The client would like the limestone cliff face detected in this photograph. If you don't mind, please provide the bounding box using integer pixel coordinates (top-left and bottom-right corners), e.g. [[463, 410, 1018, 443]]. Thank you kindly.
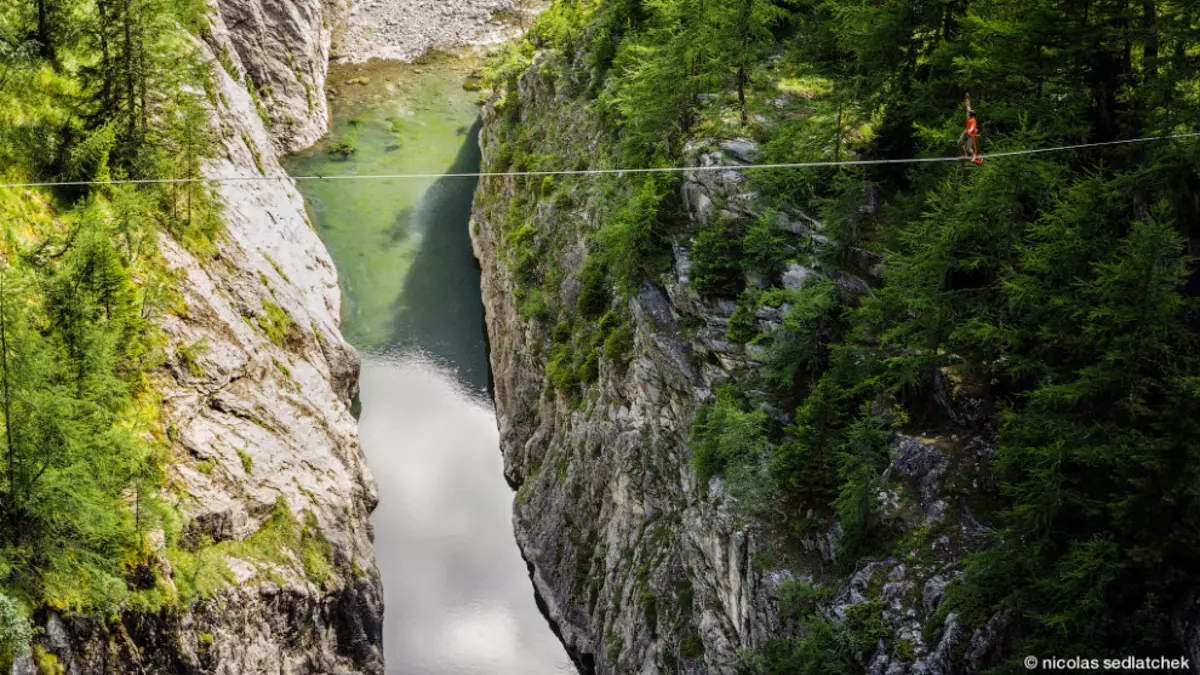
[[211, 0, 349, 153], [13, 4, 383, 675], [470, 57, 999, 675]]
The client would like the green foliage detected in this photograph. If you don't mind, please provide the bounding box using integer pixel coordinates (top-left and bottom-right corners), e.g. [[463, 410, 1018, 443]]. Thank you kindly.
[[690, 216, 746, 298], [0, 592, 32, 661], [482, 39, 535, 91], [0, 207, 172, 612], [691, 388, 769, 491], [605, 635, 623, 663], [178, 338, 209, 377], [742, 214, 789, 281], [597, 311, 620, 337], [33, 645, 63, 675], [0, 0, 224, 615], [739, 617, 855, 675], [163, 499, 337, 605], [776, 580, 833, 621], [256, 300, 294, 347], [516, 286, 551, 321], [547, 344, 578, 392], [300, 511, 333, 586], [679, 634, 704, 659], [505, 222, 539, 283], [712, 0, 787, 121], [591, 0, 783, 161], [241, 132, 265, 175], [640, 591, 658, 635], [576, 257, 610, 318], [595, 176, 674, 290], [780, 0, 1200, 655], [726, 290, 760, 344], [761, 281, 840, 394], [551, 320, 572, 344], [832, 411, 894, 557], [843, 601, 888, 656], [579, 349, 600, 384], [245, 74, 272, 128], [236, 449, 253, 475], [602, 325, 634, 367], [327, 138, 356, 158]]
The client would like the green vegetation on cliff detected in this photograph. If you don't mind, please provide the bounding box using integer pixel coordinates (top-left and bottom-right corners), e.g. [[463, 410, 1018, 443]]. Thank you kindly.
[[0, 0, 223, 656], [486, 0, 1200, 670]]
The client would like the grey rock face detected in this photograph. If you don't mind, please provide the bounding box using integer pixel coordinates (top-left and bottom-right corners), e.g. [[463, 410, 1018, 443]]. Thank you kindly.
[[781, 263, 816, 290], [470, 68, 834, 675], [718, 138, 760, 164], [472, 89, 773, 674], [212, 0, 351, 153]]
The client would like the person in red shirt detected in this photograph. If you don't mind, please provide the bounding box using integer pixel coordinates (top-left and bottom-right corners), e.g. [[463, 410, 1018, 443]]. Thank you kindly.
[[959, 94, 983, 164]]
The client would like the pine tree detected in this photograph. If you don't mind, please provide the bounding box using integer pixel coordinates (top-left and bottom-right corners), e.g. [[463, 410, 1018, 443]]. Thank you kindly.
[[0, 261, 18, 526], [87, 0, 201, 176], [713, 0, 785, 123]]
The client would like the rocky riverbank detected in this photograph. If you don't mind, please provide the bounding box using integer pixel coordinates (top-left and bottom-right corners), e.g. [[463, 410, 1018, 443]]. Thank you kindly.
[[333, 0, 522, 64]]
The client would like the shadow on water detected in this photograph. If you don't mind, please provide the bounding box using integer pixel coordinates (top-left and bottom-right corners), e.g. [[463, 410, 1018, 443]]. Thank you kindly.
[[384, 119, 491, 396], [387, 205, 416, 245]]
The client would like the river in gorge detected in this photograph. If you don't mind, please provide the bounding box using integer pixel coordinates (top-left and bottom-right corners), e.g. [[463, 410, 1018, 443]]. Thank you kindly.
[[284, 55, 576, 675]]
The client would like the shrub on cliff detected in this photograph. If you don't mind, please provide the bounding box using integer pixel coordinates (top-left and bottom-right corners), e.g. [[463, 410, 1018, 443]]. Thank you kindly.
[[594, 176, 674, 290], [0, 593, 33, 665], [690, 216, 747, 298], [602, 325, 634, 367], [576, 258, 610, 318], [691, 389, 770, 489]]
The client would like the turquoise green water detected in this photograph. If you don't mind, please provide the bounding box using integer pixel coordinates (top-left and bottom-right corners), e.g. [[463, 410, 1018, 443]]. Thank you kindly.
[[285, 56, 576, 675], [285, 57, 486, 369]]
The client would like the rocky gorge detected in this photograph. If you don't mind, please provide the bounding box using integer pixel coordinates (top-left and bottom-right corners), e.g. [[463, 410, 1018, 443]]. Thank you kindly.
[[8, 0, 1186, 673]]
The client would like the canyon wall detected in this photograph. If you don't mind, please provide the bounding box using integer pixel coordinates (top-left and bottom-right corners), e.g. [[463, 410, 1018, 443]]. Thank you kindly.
[[470, 54, 998, 675]]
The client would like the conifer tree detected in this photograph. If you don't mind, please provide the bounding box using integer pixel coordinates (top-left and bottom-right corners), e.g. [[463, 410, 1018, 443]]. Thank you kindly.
[[714, 0, 785, 123]]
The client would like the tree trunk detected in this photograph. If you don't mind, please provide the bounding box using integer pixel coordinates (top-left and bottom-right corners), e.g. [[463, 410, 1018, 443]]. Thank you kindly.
[[36, 0, 54, 61], [0, 268, 15, 524], [123, 0, 136, 143], [737, 0, 750, 124], [97, 1, 113, 110], [1142, 0, 1157, 84], [835, 100, 844, 164], [737, 66, 747, 124]]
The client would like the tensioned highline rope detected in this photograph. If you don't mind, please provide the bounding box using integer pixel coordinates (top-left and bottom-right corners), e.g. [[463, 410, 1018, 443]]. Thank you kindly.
[[0, 131, 1197, 189]]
